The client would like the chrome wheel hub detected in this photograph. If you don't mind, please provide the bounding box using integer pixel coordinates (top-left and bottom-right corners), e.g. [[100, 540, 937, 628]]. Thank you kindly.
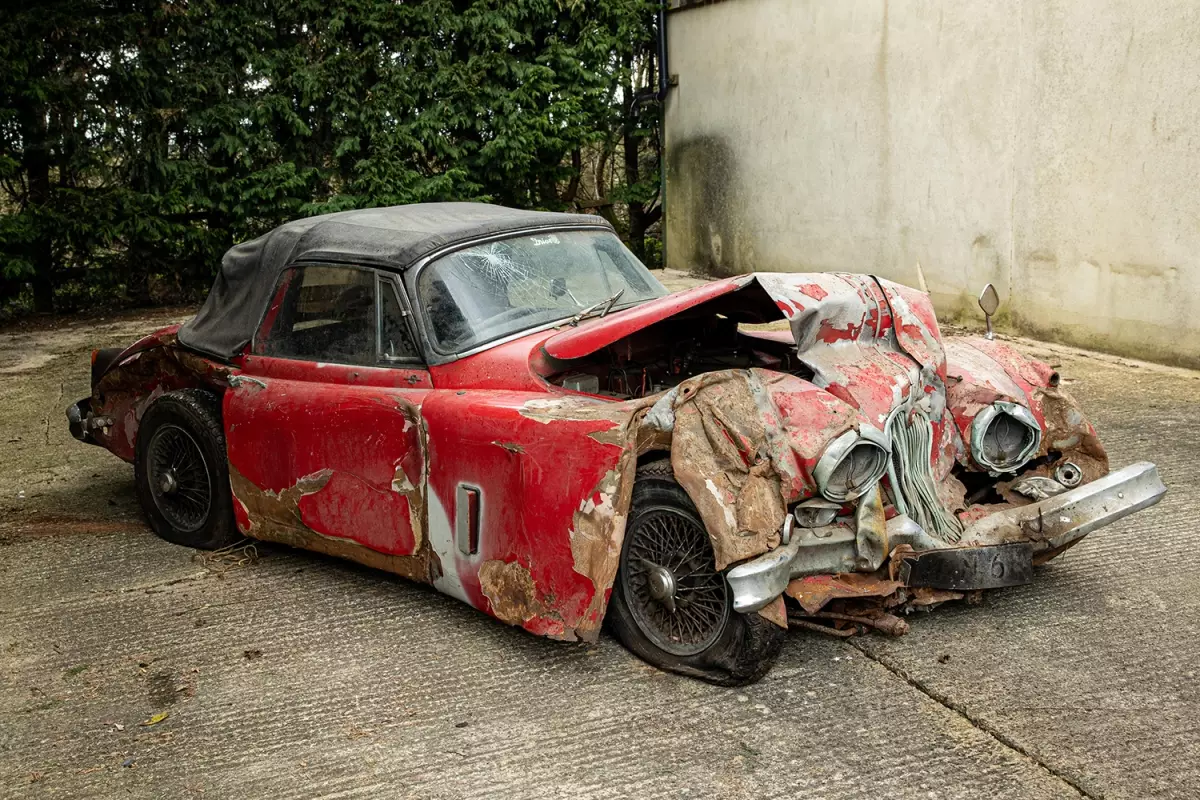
[[643, 562, 678, 613]]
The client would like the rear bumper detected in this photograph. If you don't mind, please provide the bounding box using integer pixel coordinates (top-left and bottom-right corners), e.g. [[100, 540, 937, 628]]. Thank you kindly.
[[66, 397, 109, 446], [726, 461, 1166, 613]]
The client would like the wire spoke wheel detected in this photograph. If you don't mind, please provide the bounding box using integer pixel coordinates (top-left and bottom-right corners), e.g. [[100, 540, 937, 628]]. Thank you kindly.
[[620, 503, 730, 657], [146, 423, 212, 534]]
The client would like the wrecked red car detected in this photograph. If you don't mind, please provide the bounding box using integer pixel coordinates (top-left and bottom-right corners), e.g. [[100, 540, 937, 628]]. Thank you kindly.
[[69, 203, 1165, 685]]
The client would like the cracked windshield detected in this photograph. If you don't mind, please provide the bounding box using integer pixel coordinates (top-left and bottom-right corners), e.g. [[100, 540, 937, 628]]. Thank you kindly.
[[417, 230, 665, 352]]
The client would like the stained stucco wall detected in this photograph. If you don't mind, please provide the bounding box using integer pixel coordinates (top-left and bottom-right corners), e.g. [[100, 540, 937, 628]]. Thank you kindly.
[[664, 0, 1200, 366]]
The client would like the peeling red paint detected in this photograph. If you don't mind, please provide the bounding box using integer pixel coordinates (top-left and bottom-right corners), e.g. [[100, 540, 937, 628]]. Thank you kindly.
[[797, 282, 829, 301], [817, 318, 864, 343]]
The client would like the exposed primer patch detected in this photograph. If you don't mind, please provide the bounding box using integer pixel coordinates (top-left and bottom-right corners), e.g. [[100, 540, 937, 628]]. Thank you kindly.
[[227, 374, 266, 391], [517, 397, 623, 425], [229, 465, 439, 584], [390, 462, 425, 551], [644, 388, 679, 432], [390, 468, 415, 494], [704, 478, 738, 531], [387, 397, 429, 553], [568, 464, 633, 637], [478, 559, 544, 626]]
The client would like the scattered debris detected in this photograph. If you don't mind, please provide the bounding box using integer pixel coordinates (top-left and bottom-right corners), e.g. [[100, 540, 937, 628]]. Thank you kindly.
[[344, 723, 374, 739], [194, 540, 258, 573], [140, 712, 169, 727]]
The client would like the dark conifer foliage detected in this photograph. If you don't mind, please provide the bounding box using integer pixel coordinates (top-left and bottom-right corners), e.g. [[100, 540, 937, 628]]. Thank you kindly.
[[0, 0, 662, 313]]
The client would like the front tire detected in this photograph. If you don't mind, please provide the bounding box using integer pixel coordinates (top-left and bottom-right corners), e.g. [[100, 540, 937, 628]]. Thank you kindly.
[[134, 389, 239, 550], [608, 460, 785, 685]]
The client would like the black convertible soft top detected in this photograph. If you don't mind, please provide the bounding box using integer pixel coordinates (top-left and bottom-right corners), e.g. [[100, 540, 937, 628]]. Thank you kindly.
[[178, 202, 611, 359]]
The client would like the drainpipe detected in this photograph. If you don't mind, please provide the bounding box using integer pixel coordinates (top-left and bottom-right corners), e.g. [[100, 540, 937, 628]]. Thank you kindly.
[[656, 2, 670, 269], [635, 4, 673, 270], [656, 3, 670, 102]]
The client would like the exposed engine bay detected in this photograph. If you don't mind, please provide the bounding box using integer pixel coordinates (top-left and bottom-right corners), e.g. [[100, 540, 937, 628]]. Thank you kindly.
[[547, 313, 810, 399]]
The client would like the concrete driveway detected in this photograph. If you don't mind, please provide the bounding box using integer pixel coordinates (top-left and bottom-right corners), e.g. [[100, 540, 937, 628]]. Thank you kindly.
[[2, 278, 1197, 799]]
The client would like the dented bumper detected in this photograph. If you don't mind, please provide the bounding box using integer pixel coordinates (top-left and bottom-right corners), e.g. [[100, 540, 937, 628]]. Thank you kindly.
[[726, 461, 1166, 613]]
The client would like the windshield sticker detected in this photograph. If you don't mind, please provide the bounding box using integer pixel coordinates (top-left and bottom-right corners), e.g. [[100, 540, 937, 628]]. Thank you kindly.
[[530, 234, 559, 246]]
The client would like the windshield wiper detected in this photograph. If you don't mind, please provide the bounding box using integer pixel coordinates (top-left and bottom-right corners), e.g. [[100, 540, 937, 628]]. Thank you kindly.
[[567, 289, 625, 327]]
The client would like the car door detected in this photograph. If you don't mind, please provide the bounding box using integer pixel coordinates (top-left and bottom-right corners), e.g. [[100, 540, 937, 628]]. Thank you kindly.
[[223, 263, 435, 577]]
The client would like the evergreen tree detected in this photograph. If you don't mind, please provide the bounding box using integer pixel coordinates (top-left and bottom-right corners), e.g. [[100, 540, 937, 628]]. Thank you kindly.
[[0, 0, 663, 313]]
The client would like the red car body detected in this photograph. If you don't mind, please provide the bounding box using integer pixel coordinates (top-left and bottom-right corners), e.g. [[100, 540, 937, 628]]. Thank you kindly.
[[70, 204, 1164, 682]]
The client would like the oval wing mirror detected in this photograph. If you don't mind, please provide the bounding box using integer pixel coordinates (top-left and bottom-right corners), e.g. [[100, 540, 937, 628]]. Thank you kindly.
[[978, 283, 1000, 316]]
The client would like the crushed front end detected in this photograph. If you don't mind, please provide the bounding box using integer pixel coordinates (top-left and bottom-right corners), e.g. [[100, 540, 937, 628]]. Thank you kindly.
[[536, 271, 1165, 638], [713, 274, 1167, 634]]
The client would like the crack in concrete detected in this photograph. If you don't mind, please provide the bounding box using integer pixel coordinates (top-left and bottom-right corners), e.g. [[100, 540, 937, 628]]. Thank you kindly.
[[850, 640, 1097, 799], [114, 570, 211, 595], [43, 382, 64, 446]]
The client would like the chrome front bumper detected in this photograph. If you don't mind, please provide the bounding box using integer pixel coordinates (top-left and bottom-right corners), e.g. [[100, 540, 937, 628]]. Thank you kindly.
[[726, 461, 1166, 613]]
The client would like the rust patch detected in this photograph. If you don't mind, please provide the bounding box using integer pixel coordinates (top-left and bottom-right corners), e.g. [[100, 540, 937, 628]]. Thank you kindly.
[[230, 465, 440, 584], [1032, 385, 1109, 480], [478, 559, 545, 625], [785, 572, 906, 615], [389, 463, 425, 552], [91, 340, 232, 461], [757, 595, 789, 629], [586, 426, 629, 448], [905, 586, 965, 608], [668, 371, 786, 570]]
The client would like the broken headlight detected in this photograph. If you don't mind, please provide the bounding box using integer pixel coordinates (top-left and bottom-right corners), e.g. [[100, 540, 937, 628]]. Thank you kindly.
[[813, 428, 890, 502], [792, 498, 842, 528], [971, 401, 1041, 473]]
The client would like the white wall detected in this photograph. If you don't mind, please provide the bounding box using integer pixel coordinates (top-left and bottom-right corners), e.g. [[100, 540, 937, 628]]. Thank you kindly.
[[665, 0, 1200, 366]]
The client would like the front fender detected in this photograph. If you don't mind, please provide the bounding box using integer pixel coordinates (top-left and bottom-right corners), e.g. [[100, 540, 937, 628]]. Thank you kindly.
[[944, 337, 1108, 481], [419, 368, 872, 642], [420, 390, 651, 642]]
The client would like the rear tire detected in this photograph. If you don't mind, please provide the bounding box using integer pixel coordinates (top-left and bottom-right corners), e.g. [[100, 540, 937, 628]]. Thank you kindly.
[[608, 460, 785, 686], [134, 389, 240, 550]]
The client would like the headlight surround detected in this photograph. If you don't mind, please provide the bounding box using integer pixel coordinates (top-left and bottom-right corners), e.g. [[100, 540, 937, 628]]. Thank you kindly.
[[971, 401, 1041, 473], [813, 427, 890, 502]]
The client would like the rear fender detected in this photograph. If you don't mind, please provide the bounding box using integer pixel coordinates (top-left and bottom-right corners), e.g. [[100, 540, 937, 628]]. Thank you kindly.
[[89, 333, 233, 462]]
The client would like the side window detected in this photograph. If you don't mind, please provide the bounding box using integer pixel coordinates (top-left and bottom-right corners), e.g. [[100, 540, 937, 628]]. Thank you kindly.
[[256, 265, 378, 366], [379, 278, 421, 362]]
